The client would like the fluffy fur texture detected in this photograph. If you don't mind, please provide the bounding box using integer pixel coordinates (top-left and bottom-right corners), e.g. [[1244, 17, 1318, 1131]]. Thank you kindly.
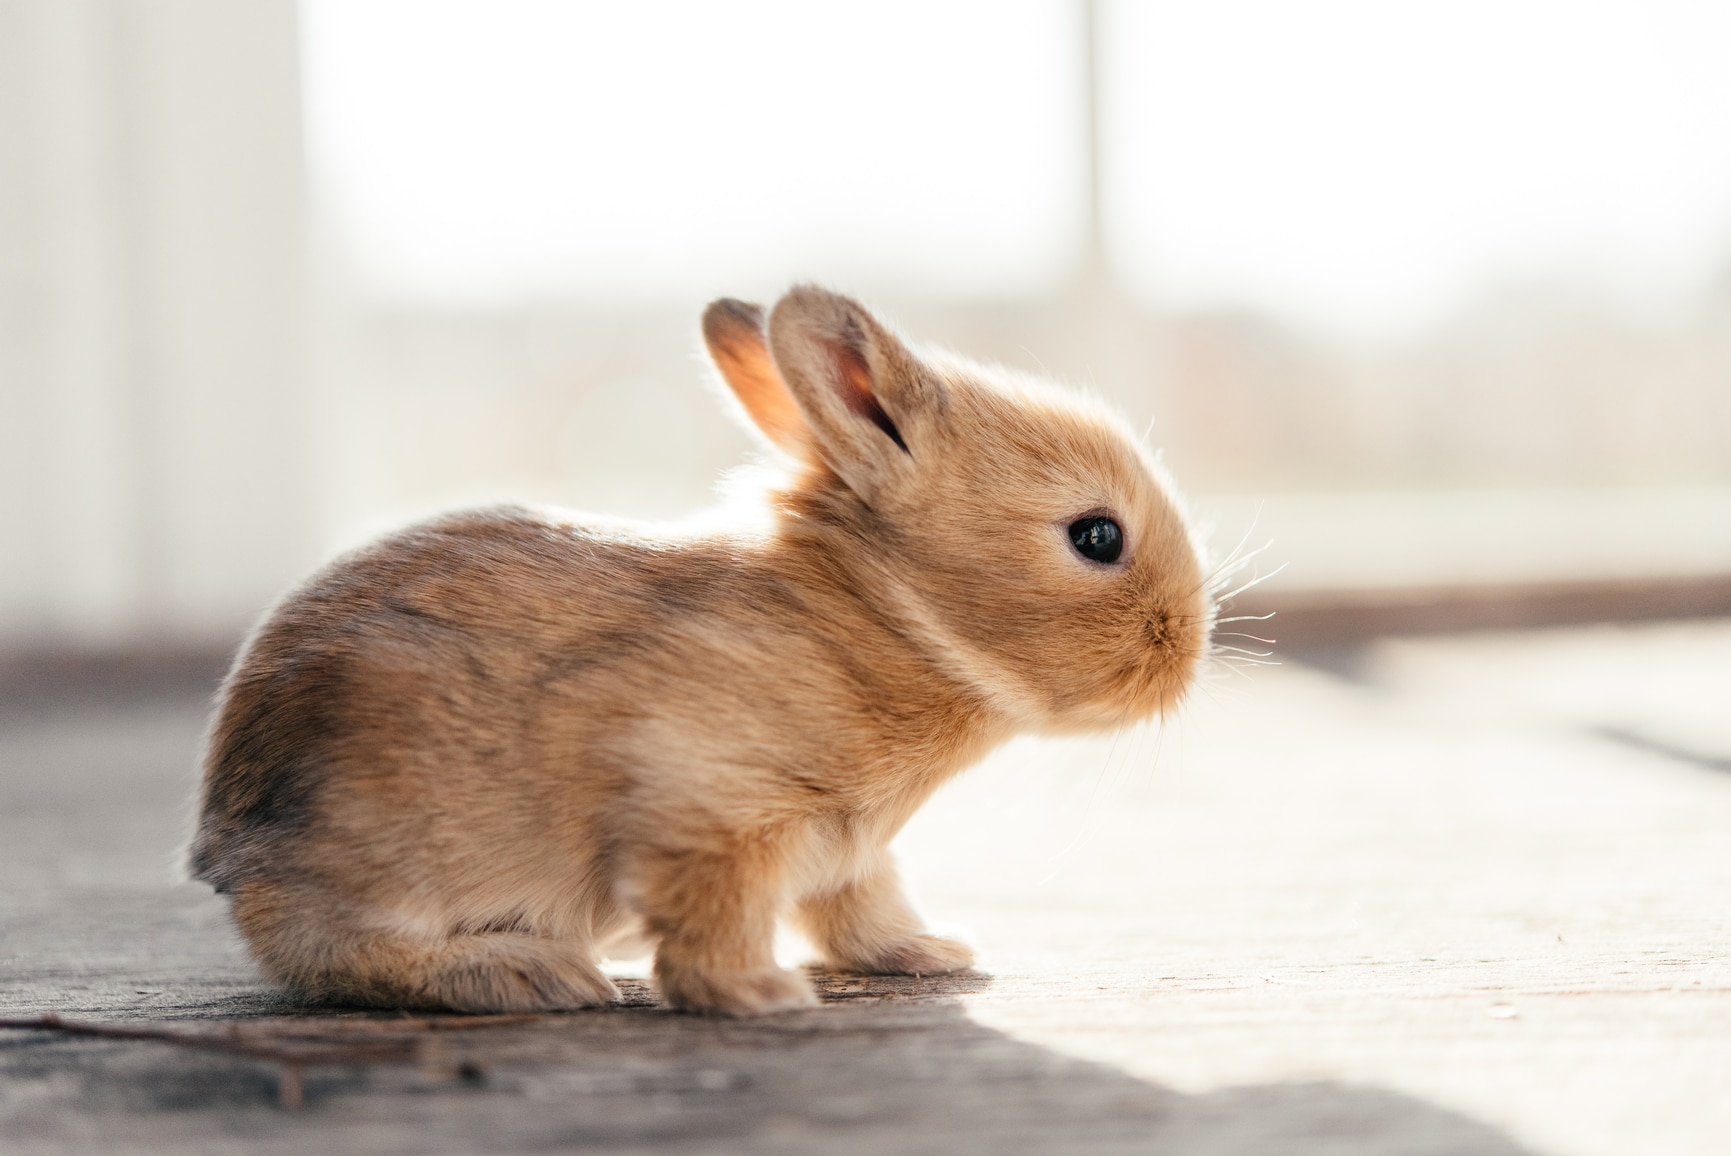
[[189, 286, 1210, 1015]]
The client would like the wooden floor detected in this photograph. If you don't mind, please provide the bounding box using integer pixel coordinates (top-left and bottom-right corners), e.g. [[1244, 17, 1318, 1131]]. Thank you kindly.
[[2, 619, 1728, 1154]]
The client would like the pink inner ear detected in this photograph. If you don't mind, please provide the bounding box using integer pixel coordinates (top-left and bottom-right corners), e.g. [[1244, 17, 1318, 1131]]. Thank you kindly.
[[832, 337, 877, 418], [703, 298, 810, 453], [829, 333, 909, 453]]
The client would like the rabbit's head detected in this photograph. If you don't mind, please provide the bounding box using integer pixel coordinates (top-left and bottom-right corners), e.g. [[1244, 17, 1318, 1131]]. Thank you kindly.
[[705, 286, 1209, 732]]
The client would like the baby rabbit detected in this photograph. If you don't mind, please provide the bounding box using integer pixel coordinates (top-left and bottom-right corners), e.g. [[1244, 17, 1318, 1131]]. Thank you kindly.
[[189, 286, 1210, 1016]]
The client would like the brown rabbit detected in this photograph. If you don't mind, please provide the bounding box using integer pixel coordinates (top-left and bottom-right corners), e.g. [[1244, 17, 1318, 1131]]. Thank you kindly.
[[189, 286, 1211, 1015]]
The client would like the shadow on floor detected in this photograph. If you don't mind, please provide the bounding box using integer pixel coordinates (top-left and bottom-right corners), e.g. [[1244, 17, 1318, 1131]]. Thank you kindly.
[[1, 971, 1539, 1156], [1590, 724, 1731, 775]]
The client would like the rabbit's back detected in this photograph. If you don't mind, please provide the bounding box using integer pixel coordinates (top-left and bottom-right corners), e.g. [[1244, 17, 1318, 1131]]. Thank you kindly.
[[188, 504, 804, 898]]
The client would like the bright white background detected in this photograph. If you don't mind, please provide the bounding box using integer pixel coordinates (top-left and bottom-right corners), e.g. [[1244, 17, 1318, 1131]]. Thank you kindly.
[[302, 0, 1083, 304], [305, 0, 1731, 338]]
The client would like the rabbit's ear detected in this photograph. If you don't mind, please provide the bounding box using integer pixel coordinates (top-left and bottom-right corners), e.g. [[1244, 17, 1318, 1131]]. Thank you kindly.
[[766, 286, 931, 498], [702, 298, 813, 454]]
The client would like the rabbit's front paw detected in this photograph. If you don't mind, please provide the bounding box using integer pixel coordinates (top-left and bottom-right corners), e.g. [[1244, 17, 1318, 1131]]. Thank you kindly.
[[656, 963, 817, 1016], [847, 934, 975, 977]]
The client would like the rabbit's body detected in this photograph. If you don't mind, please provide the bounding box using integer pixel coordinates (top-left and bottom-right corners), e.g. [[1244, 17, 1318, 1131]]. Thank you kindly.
[[192, 287, 1209, 1014], [194, 504, 994, 1012]]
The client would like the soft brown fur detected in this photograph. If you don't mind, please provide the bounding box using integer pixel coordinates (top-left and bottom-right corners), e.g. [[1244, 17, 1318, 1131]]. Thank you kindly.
[[189, 286, 1210, 1015]]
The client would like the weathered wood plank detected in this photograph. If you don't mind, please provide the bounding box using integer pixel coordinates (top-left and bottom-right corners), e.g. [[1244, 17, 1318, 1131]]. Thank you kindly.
[[4, 620, 1729, 1153]]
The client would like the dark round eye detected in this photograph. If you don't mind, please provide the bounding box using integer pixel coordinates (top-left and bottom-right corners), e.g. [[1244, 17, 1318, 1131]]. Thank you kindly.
[[1068, 516, 1123, 564]]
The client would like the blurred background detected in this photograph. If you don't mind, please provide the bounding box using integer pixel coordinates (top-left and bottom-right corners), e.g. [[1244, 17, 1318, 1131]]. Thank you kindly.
[[5, 9, 1731, 1148], [3, 0, 1730, 655]]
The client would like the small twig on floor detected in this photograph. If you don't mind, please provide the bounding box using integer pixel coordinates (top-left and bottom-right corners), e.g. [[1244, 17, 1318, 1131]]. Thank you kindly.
[[0, 1012, 524, 1104], [0, 1013, 406, 1064]]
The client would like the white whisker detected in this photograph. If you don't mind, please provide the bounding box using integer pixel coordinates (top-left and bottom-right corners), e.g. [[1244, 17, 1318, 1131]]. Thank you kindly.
[[1212, 563, 1288, 606], [1206, 538, 1276, 586]]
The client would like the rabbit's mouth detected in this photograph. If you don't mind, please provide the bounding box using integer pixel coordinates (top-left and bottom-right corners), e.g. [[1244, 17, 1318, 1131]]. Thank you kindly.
[[1107, 610, 1205, 719], [1143, 601, 1210, 659], [1142, 612, 1174, 648]]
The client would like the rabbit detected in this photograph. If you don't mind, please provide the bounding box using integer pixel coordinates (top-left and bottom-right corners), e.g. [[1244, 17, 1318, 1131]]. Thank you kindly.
[[188, 285, 1211, 1016]]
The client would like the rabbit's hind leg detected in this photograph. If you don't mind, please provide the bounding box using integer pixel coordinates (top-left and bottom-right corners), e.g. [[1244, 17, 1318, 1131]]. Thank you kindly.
[[391, 931, 618, 1012], [232, 884, 618, 1012]]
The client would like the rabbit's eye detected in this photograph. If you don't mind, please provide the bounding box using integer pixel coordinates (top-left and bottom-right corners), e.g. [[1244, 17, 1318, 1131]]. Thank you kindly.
[[1068, 516, 1123, 564]]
